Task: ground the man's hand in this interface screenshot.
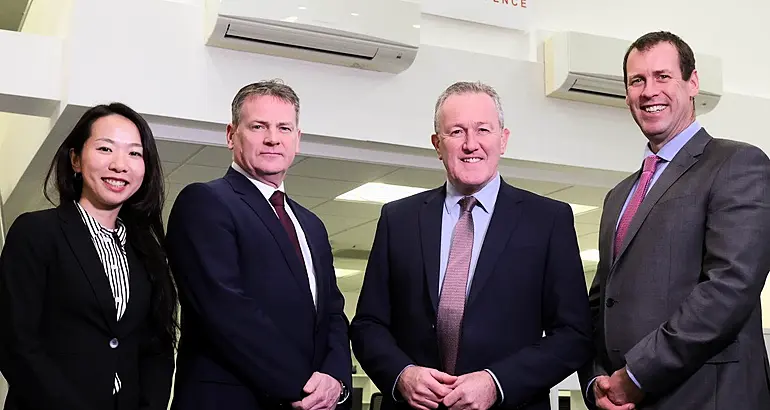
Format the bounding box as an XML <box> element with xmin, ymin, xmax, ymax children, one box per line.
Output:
<box><xmin>592</xmin><ymin>375</ymin><xmax>636</xmax><ymax>410</ymax></box>
<box><xmin>442</xmin><ymin>371</ymin><xmax>497</xmax><ymax>410</ymax></box>
<box><xmin>291</xmin><ymin>372</ymin><xmax>341</xmax><ymax>410</ymax></box>
<box><xmin>397</xmin><ymin>366</ymin><xmax>457</xmax><ymax>410</ymax></box>
<box><xmin>606</xmin><ymin>368</ymin><xmax>643</xmax><ymax>407</ymax></box>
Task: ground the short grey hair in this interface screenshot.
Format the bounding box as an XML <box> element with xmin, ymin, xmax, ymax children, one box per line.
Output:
<box><xmin>231</xmin><ymin>79</ymin><xmax>300</xmax><ymax>126</ymax></box>
<box><xmin>433</xmin><ymin>81</ymin><xmax>505</xmax><ymax>133</ymax></box>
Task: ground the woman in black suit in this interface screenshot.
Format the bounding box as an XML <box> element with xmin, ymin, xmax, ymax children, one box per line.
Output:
<box><xmin>0</xmin><ymin>103</ymin><xmax>179</xmax><ymax>410</ymax></box>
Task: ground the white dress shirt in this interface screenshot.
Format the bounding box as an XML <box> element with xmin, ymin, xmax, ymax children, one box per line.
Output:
<box><xmin>231</xmin><ymin>162</ymin><xmax>318</xmax><ymax>306</ymax></box>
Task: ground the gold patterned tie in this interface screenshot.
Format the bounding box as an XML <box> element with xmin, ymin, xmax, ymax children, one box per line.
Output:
<box><xmin>437</xmin><ymin>196</ymin><xmax>477</xmax><ymax>375</ymax></box>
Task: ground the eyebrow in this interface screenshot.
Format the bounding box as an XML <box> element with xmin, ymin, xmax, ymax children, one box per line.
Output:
<box><xmin>95</xmin><ymin>137</ymin><xmax>143</xmax><ymax>148</ymax></box>
<box><xmin>249</xmin><ymin>120</ymin><xmax>295</xmax><ymax>128</ymax></box>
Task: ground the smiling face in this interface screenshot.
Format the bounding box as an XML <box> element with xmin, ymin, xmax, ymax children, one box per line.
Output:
<box><xmin>70</xmin><ymin>114</ymin><xmax>146</xmax><ymax>212</ymax></box>
<box><xmin>431</xmin><ymin>92</ymin><xmax>509</xmax><ymax>195</ymax></box>
<box><xmin>227</xmin><ymin>95</ymin><xmax>301</xmax><ymax>188</ymax></box>
<box><xmin>625</xmin><ymin>41</ymin><xmax>699</xmax><ymax>150</ymax></box>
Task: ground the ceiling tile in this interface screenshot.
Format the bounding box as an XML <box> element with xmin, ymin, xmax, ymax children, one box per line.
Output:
<box><xmin>575</xmin><ymin>222</ymin><xmax>599</xmax><ymax>236</ymax></box>
<box><xmin>291</xmin><ymin>195</ymin><xmax>328</xmax><ymax>209</ymax></box>
<box><xmin>156</xmin><ymin>140</ymin><xmax>203</xmax><ymax>163</ymax></box>
<box><xmin>506</xmin><ymin>178</ymin><xmax>572</xmax><ymax>196</ymax></box>
<box><xmin>288</xmin><ymin>158</ymin><xmax>398</xmax><ymax>183</ymax></box>
<box><xmin>311</xmin><ymin>200</ymin><xmax>383</xmax><ymax>219</ymax></box>
<box><xmin>575</xmin><ymin>208</ymin><xmax>602</xmax><ymax>225</ymax></box>
<box><xmin>374</xmin><ymin>167</ymin><xmax>446</xmax><ymax>189</ymax></box>
<box><xmin>162</xmin><ymin>161</ymin><xmax>181</xmax><ymax>177</ymax></box>
<box><xmin>329</xmin><ymin>220</ymin><xmax>378</xmax><ymax>252</ymax></box>
<box><xmin>548</xmin><ymin>185</ymin><xmax>610</xmax><ymax>207</ymax></box>
<box><xmin>318</xmin><ymin>214</ymin><xmax>374</xmax><ymax>236</ymax></box>
<box><xmin>284</xmin><ymin>175</ymin><xmax>361</xmax><ymax>199</ymax></box>
<box><xmin>168</xmin><ymin>164</ymin><xmax>226</xmax><ymax>184</ymax></box>
<box><xmin>188</xmin><ymin>146</ymin><xmax>232</xmax><ymax>167</ymax></box>
<box><xmin>578</xmin><ymin>233</ymin><xmax>599</xmax><ymax>251</ymax></box>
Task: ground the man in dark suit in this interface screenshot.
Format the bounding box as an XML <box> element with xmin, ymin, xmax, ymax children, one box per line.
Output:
<box><xmin>166</xmin><ymin>80</ymin><xmax>352</xmax><ymax>410</ymax></box>
<box><xmin>579</xmin><ymin>31</ymin><xmax>770</xmax><ymax>410</ymax></box>
<box><xmin>349</xmin><ymin>81</ymin><xmax>593</xmax><ymax>410</ymax></box>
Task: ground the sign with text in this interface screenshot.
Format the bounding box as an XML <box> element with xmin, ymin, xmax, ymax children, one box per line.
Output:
<box><xmin>421</xmin><ymin>0</ymin><xmax>533</xmax><ymax>31</ymax></box>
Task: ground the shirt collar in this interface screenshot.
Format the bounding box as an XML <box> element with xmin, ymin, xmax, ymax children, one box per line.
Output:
<box><xmin>444</xmin><ymin>172</ymin><xmax>501</xmax><ymax>215</ymax></box>
<box><xmin>231</xmin><ymin>161</ymin><xmax>286</xmax><ymax>202</ymax></box>
<box><xmin>644</xmin><ymin>120</ymin><xmax>702</xmax><ymax>162</ymax></box>
<box><xmin>74</xmin><ymin>201</ymin><xmax>127</xmax><ymax>246</ymax></box>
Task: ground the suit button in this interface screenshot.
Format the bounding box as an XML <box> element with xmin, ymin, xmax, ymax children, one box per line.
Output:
<box><xmin>109</xmin><ymin>338</ymin><xmax>119</xmax><ymax>349</ymax></box>
<box><xmin>606</xmin><ymin>298</ymin><xmax>617</xmax><ymax>308</ymax></box>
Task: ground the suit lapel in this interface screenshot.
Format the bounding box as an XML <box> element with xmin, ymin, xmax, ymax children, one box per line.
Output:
<box><xmin>225</xmin><ymin>168</ymin><xmax>315</xmax><ymax>312</ymax></box>
<box><xmin>289</xmin><ymin>199</ymin><xmax>322</xmax><ymax>321</ymax></box>
<box><xmin>612</xmin><ymin>129</ymin><xmax>711</xmax><ymax>269</ymax></box>
<box><xmin>467</xmin><ymin>180</ymin><xmax>522</xmax><ymax>307</ymax></box>
<box><xmin>58</xmin><ymin>203</ymin><xmax>117</xmax><ymax>332</ymax></box>
<box><xmin>419</xmin><ymin>187</ymin><xmax>445</xmax><ymax>313</ymax></box>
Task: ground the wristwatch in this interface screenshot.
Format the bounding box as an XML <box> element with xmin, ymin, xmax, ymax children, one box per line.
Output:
<box><xmin>337</xmin><ymin>380</ymin><xmax>350</xmax><ymax>404</ymax></box>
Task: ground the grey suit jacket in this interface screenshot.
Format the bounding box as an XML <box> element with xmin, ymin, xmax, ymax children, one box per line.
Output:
<box><xmin>579</xmin><ymin>128</ymin><xmax>770</xmax><ymax>409</ymax></box>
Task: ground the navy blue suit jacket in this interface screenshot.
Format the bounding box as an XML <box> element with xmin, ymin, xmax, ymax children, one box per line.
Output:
<box><xmin>350</xmin><ymin>179</ymin><xmax>592</xmax><ymax>410</ymax></box>
<box><xmin>166</xmin><ymin>167</ymin><xmax>352</xmax><ymax>410</ymax></box>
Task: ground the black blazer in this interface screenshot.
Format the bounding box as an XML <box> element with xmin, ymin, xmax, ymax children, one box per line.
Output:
<box><xmin>350</xmin><ymin>179</ymin><xmax>593</xmax><ymax>410</ymax></box>
<box><xmin>166</xmin><ymin>168</ymin><xmax>352</xmax><ymax>410</ymax></box>
<box><xmin>0</xmin><ymin>202</ymin><xmax>174</xmax><ymax>410</ymax></box>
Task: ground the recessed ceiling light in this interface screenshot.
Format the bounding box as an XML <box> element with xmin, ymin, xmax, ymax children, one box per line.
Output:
<box><xmin>580</xmin><ymin>249</ymin><xmax>600</xmax><ymax>262</ymax></box>
<box><xmin>282</xmin><ymin>16</ymin><xmax>299</xmax><ymax>22</ymax></box>
<box><xmin>350</xmin><ymin>12</ymin><xmax>359</xmax><ymax>16</ymax></box>
<box><xmin>336</xmin><ymin>183</ymin><xmax>428</xmax><ymax>205</ymax></box>
<box><xmin>412</xmin><ymin>24</ymin><xmax>420</xmax><ymax>28</ymax></box>
<box><xmin>298</xmin><ymin>6</ymin><xmax>307</xmax><ymax>10</ymax></box>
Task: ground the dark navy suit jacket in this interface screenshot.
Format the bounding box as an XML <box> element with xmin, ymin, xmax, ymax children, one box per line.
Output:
<box><xmin>350</xmin><ymin>179</ymin><xmax>593</xmax><ymax>410</ymax></box>
<box><xmin>166</xmin><ymin>167</ymin><xmax>351</xmax><ymax>410</ymax></box>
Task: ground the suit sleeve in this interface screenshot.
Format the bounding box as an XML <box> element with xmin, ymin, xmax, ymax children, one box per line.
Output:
<box><xmin>316</xmin><ymin>222</ymin><xmax>353</xmax><ymax>393</ymax></box>
<box><xmin>486</xmin><ymin>202</ymin><xmax>594</xmax><ymax>408</ymax></box>
<box><xmin>138</xmin><ymin>323</ymin><xmax>175</xmax><ymax>410</ymax></box>
<box><xmin>166</xmin><ymin>183</ymin><xmax>311</xmax><ymax>401</ymax></box>
<box><xmin>349</xmin><ymin>206</ymin><xmax>415</xmax><ymax>396</ymax></box>
<box><xmin>624</xmin><ymin>145</ymin><xmax>770</xmax><ymax>397</ymax></box>
<box><xmin>0</xmin><ymin>214</ymin><xmax>90</xmax><ymax>410</ymax></box>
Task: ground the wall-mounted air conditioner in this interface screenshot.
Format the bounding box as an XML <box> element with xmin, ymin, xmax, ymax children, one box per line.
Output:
<box><xmin>205</xmin><ymin>0</ymin><xmax>421</xmax><ymax>74</ymax></box>
<box><xmin>544</xmin><ymin>31</ymin><xmax>723</xmax><ymax>115</ymax></box>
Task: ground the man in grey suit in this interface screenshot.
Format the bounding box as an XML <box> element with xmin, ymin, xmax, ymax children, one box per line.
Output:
<box><xmin>579</xmin><ymin>30</ymin><xmax>770</xmax><ymax>410</ymax></box>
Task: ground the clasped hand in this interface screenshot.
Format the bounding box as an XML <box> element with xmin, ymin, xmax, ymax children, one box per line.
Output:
<box><xmin>397</xmin><ymin>366</ymin><xmax>497</xmax><ymax>410</ymax></box>
<box><xmin>593</xmin><ymin>368</ymin><xmax>644</xmax><ymax>410</ymax></box>
<box><xmin>291</xmin><ymin>372</ymin><xmax>341</xmax><ymax>410</ymax></box>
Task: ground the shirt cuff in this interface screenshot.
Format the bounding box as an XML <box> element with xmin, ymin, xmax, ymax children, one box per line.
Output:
<box><xmin>392</xmin><ymin>364</ymin><xmax>414</xmax><ymax>401</ymax></box>
<box><xmin>585</xmin><ymin>376</ymin><xmax>598</xmax><ymax>402</ymax></box>
<box><xmin>484</xmin><ymin>369</ymin><xmax>504</xmax><ymax>404</ymax></box>
<box><xmin>626</xmin><ymin>366</ymin><xmax>642</xmax><ymax>390</ymax></box>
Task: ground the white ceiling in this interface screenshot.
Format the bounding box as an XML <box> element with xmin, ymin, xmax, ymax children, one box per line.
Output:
<box><xmin>155</xmin><ymin>140</ymin><xmax>606</xmax><ymax>292</ymax></box>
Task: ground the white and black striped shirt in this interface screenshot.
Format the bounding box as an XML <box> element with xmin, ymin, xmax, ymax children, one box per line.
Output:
<box><xmin>75</xmin><ymin>202</ymin><xmax>130</xmax><ymax>395</ymax></box>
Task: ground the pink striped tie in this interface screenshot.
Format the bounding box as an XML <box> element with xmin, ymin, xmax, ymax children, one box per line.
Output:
<box><xmin>437</xmin><ymin>196</ymin><xmax>477</xmax><ymax>375</ymax></box>
<box><xmin>615</xmin><ymin>155</ymin><xmax>661</xmax><ymax>257</ymax></box>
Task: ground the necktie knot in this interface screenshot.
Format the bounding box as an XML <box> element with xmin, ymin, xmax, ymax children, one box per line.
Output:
<box><xmin>269</xmin><ymin>190</ymin><xmax>285</xmax><ymax>208</ymax></box>
<box><xmin>642</xmin><ymin>155</ymin><xmax>661</xmax><ymax>174</ymax></box>
<box><xmin>459</xmin><ymin>196</ymin><xmax>477</xmax><ymax>213</ymax></box>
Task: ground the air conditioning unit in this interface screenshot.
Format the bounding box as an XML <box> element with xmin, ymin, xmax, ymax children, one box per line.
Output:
<box><xmin>544</xmin><ymin>31</ymin><xmax>723</xmax><ymax>115</ymax></box>
<box><xmin>205</xmin><ymin>0</ymin><xmax>421</xmax><ymax>74</ymax></box>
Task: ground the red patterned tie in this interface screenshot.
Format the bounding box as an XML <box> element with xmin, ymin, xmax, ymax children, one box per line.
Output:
<box><xmin>269</xmin><ymin>190</ymin><xmax>303</xmax><ymax>261</ymax></box>
<box><xmin>615</xmin><ymin>155</ymin><xmax>661</xmax><ymax>257</ymax></box>
<box><xmin>437</xmin><ymin>196</ymin><xmax>477</xmax><ymax>375</ymax></box>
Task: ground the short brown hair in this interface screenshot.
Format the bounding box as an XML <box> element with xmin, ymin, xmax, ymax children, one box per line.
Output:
<box><xmin>433</xmin><ymin>81</ymin><xmax>504</xmax><ymax>133</ymax></box>
<box><xmin>623</xmin><ymin>31</ymin><xmax>696</xmax><ymax>85</ymax></box>
<box><xmin>231</xmin><ymin>79</ymin><xmax>300</xmax><ymax>125</ymax></box>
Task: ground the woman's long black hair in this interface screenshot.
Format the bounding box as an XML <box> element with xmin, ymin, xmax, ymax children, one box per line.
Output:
<box><xmin>43</xmin><ymin>103</ymin><xmax>179</xmax><ymax>347</ymax></box>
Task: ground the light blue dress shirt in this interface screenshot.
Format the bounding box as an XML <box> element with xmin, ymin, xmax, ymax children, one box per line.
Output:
<box><xmin>587</xmin><ymin>120</ymin><xmax>702</xmax><ymax>400</ymax></box>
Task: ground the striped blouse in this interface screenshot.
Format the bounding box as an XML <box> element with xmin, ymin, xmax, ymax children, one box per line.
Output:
<box><xmin>75</xmin><ymin>202</ymin><xmax>130</xmax><ymax>395</ymax></box>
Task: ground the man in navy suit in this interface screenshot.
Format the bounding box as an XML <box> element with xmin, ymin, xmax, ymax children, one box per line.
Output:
<box><xmin>350</xmin><ymin>81</ymin><xmax>593</xmax><ymax>410</ymax></box>
<box><xmin>166</xmin><ymin>80</ymin><xmax>352</xmax><ymax>410</ymax></box>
